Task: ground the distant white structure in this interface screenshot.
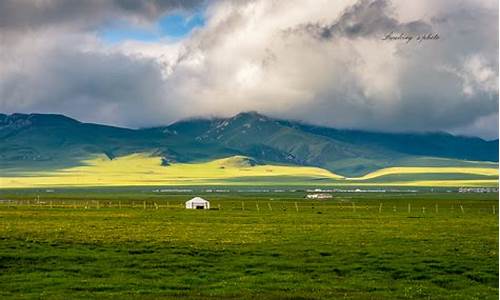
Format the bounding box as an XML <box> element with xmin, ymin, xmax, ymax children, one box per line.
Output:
<box><xmin>185</xmin><ymin>197</ymin><xmax>210</xmax><ymax>209</ymax></box>
<box><xmin>305</xmin><ymin>193</ymin><xmax>333</xmax><ymax>199</ymax></box>
<box><xmin>458</xmin><ymin>187</ymin><xmax>498</xmax><ymax>193</ymax></box>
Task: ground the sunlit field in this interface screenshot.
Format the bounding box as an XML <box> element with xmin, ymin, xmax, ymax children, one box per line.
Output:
<box><xmin>348</xmin><ymin>166</ymin><xmax>498</xmax><ymax>179</ymax></box>
<box><xmin>1</xmin><ymin>153</ymin><xmax>497</xmax><ymax>188</ymax></box>
<box><xmin>0</xmin><ymin>189</ymin><xmax>497</xmax><ymax>299</ymax></box>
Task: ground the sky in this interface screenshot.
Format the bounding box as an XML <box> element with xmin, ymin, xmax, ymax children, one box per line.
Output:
<box><xmin>0</xmin><ymin>0</ymin><xmax>498</xmax><ymax>139</ymax></box>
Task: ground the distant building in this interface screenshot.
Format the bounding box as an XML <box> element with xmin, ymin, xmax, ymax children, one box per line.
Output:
<box><xmin>185</xmin><ymin>197</ymin><xmax>210</xmax><ymax>209</ymax></box>
<box><xmin>458</xmin><ymin>187</ymin><xmax>498</xmax><ymax>193</ymax></box>
<box><xmin>305</xmin><ymin>193</ymin><xmax>333</xmax><ymax>199</ymax></box>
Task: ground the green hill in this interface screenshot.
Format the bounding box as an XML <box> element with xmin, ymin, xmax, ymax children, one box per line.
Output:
<box><xmin>160</xmin><ymin>112</ymin><xmax>498</xmax><ymax>176</ymax></box>
<box><xmin>0</xmin><ymin>112</ymin><xmax>498</xmax><ymax>180</ymax></box>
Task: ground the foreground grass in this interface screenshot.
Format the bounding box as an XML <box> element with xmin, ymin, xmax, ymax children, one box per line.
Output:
<box><xmin>0</xmin><ymin>153</ymin><xmax>498</xmax><ymax>188</ymax></box>
<box><xmin>0</xmin><ymin>192</ymin><xmax>498</xmax><ymax>299</ymax></box>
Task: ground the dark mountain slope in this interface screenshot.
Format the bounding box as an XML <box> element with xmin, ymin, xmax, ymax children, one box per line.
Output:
<box><xmin>0</xmin><ymin>113</ymin><xmax>238</xmax><ymax>172</ymax></box>
<box><xmin>0</xmin><ymin>113</ymin><xmax>158</xmax><ymax>170</ymax></box>
<box><xmin>161</xmin><ymin>112</ymin><xmax>498</xmax><ymax>175</ymax></box>
<box><xmin>165</xmin><ymin>112</ymin><xmax>404</xmax><ymax>174</ymax></box>
<box><xmin>288</xmin><ymin>122</ymin><xmax>499</xmax><ymax>162</ymax></box>
<box><xmin>1</xmin><ymin>112</ymin><xmax>497</xmax><ymax>176</ymax></box>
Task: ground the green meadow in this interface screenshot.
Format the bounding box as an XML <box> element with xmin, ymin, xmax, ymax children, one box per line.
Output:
<box><xmin>0</xmin><ymin>189</ymin><xmax>498</xmax><ymax>299</ymax></box>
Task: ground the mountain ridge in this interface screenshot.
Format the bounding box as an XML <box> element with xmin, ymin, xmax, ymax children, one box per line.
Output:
<box><xmin>1</xmin><ymin>112</ymin><xmax>498</xmax><ymax>177</ymax></box>
<box><xmin>3</xmin><ymin>111</ymin><xmax>498</xmax><ymax>142</ymax></box>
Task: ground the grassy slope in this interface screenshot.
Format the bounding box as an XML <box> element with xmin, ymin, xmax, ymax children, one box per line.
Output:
<box><xmin>0</xmin><ymin>193</ymin><xmax>497</xmax><ymax>299</ymax></box>
<box><xmin>349</xmin><ymin>167</ymin><xmax>498</xmax><ymax>180</ymax></box>
<box><xmin>0</xmin><ymin>154</ymin><xmax>342</xmax><ymax>188</ymax></box>
<box><xmin>1</xmin><ymin>153</ymin><xmax>498</xmax><ymax>188</ymax></box>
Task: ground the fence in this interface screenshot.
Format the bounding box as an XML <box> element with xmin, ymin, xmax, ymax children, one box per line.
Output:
<box><xmin>0</xmin><ymin>199</ymin><xmax>496</xmax><ymax>215</ymax></box>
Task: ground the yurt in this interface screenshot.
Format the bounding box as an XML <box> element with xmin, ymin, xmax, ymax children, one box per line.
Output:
<box><xmin>185</xmin><ymin>197</ymin><xmax>210</xmax><ymax>209</ymax></box>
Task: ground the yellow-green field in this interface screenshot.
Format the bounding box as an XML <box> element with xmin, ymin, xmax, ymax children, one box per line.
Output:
<box><xmin>348</xmin><ymin>166</ymin><xmax>498</xmax><ymax>180</ymax></box>
<box><xmin>1</xmin><ymin>153</ymin><xmax>498</xmax><ymax>188</ymax></box>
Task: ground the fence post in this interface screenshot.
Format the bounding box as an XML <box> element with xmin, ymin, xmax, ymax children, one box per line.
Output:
<box><xmin>256</xmin><ymin>202</ymin><xmax>260</xmax><ymax>212</ymax></box>
<box><xmin>295</xmin><ymin>202</ymin><xmax>299</xmax><ymax>212</ymax></box>
<box><xmin>408</xmin><ymin>203</ymin><xmax>411</xmax><ymax>213</ymax></box>
<box><xmin>143</xmin><ymin>201</ymin><xmax>146</xmax><ymax>210</ymax></box>
<box><xmin>268</xmin><ymin>202</ymin><xmax>272</xmax><ymax>211</ymax></box>
<box><xmin>435</xmin><ymin>204</ymin><xmax>438</xmax><ymax>213</ymax></box>
<box><xmin>242</xmin><ymin>201</ymin><xmax>245</xmax><ymax>211</ymax></box>
<box><xmin>379</xmin><ymin>203</ymin><xmax>382</xmax><ymax>213</ymax></box>
<box><xmin>460</xmin><ymin>204</ymin><xmax>464</xmax><ymax>214</ymax></box>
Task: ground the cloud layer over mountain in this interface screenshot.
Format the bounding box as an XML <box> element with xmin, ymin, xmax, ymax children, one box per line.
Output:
<box><xmin>0</xmin><ymin>0</ymin><xmax>498</xmax><ymax>138</ymax></box>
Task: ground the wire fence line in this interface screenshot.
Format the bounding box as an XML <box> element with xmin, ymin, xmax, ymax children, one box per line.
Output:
<box><xmin>0</xmin><ymin>199</ymin><xmax>496</xmax><ymax>215</ymax></box>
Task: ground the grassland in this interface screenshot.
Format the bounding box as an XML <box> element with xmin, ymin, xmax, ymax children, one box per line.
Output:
<box><xmin>349</xmin><ymin>166</ymin><xmax>498</xmax><ymax>179</ymax></box>
<box><xmin>0</xmin><ymin>153</ymin><xmax>498</xmax><ymax>188</ymax></box>
<box><xmin>0</xmin><ymin>190</ymin><xmax>497</xmax><ymax>299</ymax></box>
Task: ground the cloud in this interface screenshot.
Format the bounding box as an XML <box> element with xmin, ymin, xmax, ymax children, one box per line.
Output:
<box><xmin>0</xmin><ymin>0</ymin><xmax>206</xmax><ymax>30</ymax></box>
<box><xmin>442</xmin><ymin>54</ymin><xmax>498</xmax><ymax>97</ymax></box>
<box><xmin>159</xmin><ymin>0</ymin><xmax>498</xmax><ymax>136</ymax></box>
<box><xmin>0</xmin><ymin>0</ymin><xmax>207</xmax><ymax>127</ymax></box>
<box><xmin>0</xmin><ymin>31</ymin><xmax>181</xmax><ymax>128</ymax></box>
<box><xmin>449</xmin><ymin>112</ymin><xmax>499</xmax><ymax>140</ymax></box>
<box><xmin>290</xmin><ymin>0</ymin><xmax>431</xmax><ymax>40</ymax></box>
<box><xmin>0</xmin><ymin>0</ymin><xmax>498</xmax><ymax>139</ymax></box>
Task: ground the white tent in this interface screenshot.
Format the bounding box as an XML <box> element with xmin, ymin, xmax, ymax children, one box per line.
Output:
<box><xmin>185</xmin><ymin>197</ymin><xmax>210</xmax><ymax>209</ymax></box>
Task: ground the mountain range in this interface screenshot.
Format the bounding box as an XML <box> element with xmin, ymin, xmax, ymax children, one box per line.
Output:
<box><xmin>1</xmin><ymin>111</ymin><xmax>498</xmax><ymax>177</ymax></box>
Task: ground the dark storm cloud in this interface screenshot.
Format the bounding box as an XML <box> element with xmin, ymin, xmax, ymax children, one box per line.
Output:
<box><xmin>0</xmin><ymin>42</ymin><xmax>179</xmax><ymax>128</ymax></box>
<box><xmin>0</xmin><ymin>0</ymin><xmax>207</xmax><ymax>127</ymax></box>
<box><xmin>290</xmin><ymin>0</ymin><xmax>431</xmax><ymax>40</ymax></box>
<box><xmin>0</xmin><ymin>0</ymin><xmax>206</xmax><ymax>30</ymax></box>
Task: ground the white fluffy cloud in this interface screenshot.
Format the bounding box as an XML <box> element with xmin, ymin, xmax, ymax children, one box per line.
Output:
<box><xmin>0</xmin><ymin>0</ymin><xmax>498</xmax><ymax>138</ymax></box>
